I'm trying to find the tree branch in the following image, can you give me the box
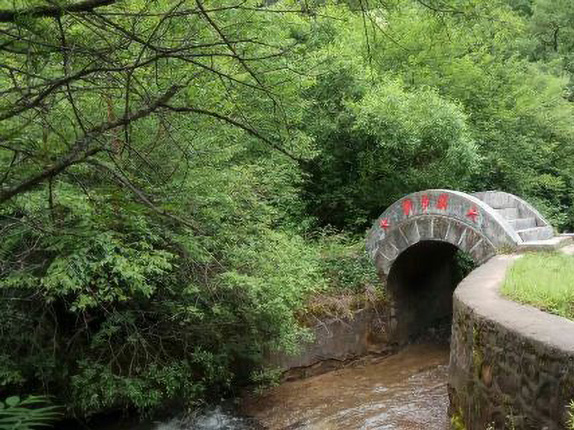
[0,0,116,23]
[0,85,180,204]
[159,103,305,164]
[0,53,172,121]
[415,0,464,15]
[88,159,201,231]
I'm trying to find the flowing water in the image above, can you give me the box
[242,343,449,430]
[97,406,261,430]
[101,343,449,430]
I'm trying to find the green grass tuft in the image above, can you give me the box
[502,253,574,321]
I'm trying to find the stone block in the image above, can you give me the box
[445,221,465,246]
[469,239,495,264]
[433,216,451,241]
[400,220,420,245]
[473,191,516,209]
[416,217,434,241]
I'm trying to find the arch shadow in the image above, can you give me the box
[387,240,472,342]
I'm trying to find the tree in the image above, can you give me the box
[0,0,309,207]
[302,0,574,230]
[0,0,324,417]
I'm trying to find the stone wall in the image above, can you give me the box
[267,307,391,379]
[449,256,574,429]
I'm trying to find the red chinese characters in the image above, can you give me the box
[436,193,449,210]
[421,194,430,212]
[379,218,390,230]
[402,199,414,216]
[466,206,479,222]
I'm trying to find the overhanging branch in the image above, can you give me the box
[0,0,116,23]
[160,103,305,164]
[0,85,180,204]
[88,159,201,231]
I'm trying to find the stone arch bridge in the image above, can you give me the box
[366,190,564,342]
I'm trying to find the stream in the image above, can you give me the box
[105,343,449,430]
[243,343,449,430]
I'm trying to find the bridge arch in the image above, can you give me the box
[366,189,553,342]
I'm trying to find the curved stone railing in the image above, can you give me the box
[473,191,554,242]
[449,255,574,429]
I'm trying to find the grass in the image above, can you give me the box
[501,253,574,321]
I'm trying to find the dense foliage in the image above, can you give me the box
[303,1,574,229]
[0,0,573,421]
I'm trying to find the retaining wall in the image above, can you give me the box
[449,256,574,429]
[267,307,390,379]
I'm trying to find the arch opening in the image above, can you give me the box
[387,240,474,343]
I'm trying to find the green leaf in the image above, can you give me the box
[5,397,20,408]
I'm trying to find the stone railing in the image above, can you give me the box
[449,255,574,429]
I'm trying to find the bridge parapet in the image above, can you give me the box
[472,191,553,242]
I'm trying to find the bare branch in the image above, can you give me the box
[0,53,173,121]
[0,85,180,204]
[160,103,304,164]
[0,0,116,23]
